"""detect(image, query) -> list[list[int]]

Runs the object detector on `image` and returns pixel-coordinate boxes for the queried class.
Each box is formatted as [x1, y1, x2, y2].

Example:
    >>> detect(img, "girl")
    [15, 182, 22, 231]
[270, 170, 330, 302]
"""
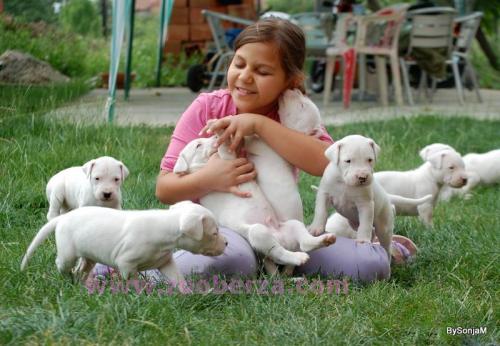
[154, 18, 415, 283]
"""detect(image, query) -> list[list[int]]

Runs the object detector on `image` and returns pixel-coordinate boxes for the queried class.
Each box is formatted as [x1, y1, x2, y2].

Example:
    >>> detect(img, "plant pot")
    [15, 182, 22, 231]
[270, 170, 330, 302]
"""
[101, 72, 136, 89]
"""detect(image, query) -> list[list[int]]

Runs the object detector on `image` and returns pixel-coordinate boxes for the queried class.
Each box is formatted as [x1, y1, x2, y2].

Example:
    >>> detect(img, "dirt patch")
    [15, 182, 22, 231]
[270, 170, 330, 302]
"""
[0, 50, 70, 85]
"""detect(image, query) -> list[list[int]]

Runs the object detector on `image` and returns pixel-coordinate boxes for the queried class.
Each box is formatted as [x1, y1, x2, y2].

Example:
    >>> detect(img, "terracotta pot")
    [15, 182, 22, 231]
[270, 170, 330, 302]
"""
[101, 72, 136, 89]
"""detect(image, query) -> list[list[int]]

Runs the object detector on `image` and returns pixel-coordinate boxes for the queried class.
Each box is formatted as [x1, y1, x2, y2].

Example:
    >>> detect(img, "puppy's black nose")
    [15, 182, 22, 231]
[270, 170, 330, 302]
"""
[462, 178, 468, 184]
[358, 176, 367, 183]
[225, 241, 229, 246]
[103, 192, 112, 199]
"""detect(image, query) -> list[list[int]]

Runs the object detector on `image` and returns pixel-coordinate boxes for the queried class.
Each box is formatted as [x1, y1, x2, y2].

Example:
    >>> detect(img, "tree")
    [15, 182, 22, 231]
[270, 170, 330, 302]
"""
[3, 0, 57, 23]
[59, 0, 101, 36]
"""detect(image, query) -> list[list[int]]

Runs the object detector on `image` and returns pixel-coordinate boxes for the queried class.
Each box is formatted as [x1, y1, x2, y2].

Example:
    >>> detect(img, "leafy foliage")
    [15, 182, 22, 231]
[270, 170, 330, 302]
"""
[3, 0, 57, 23]
[58, 0, 101, 37]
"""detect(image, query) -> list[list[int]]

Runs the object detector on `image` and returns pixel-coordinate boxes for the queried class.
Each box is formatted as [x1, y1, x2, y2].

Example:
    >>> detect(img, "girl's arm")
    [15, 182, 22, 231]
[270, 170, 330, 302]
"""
[156, 154, 256, 205]
[203, 114, 331, 176]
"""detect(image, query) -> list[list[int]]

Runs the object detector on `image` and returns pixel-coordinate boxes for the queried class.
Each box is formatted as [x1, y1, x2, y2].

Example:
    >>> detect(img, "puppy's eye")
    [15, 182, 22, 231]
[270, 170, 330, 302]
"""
[368, 158, 373, 163]
[114, 178, 120, 182]
[345, 159, 351, 163]
[449, 166, 455, 170]
[196, 143, 202, 149]
[95, 177, 100, 181]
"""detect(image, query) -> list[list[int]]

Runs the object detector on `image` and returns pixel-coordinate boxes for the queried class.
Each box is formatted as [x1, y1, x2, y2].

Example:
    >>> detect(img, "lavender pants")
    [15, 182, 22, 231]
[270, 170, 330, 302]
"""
[172, 227, 390, 283]
[93, 227, 390, 283]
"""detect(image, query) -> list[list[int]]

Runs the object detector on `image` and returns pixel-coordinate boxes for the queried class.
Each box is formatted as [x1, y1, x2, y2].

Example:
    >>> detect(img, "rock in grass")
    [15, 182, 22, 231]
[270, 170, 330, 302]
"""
[0, 50, 70, 85]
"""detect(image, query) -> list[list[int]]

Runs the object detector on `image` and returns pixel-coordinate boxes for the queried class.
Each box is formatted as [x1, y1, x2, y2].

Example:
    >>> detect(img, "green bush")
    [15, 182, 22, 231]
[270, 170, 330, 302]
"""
[3, 0, 57, 23]
[58, 0, 101, 37]
[0, 15, 108, 79]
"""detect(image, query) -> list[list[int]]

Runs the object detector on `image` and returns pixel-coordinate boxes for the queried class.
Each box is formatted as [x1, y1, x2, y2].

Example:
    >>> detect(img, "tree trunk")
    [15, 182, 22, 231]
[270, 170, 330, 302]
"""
[476, 26, 500, 71]
[100, 0, 108, 38]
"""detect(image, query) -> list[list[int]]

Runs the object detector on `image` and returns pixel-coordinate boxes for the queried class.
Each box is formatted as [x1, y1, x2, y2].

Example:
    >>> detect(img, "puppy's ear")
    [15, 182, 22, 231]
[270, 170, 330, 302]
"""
[368, 140, 381, 162]
[120, 163, 129, 181]
[173, 154, 189, 174]
[82, 160, 96, 179]
[325, 142, 342, 165]
[179, 213, 204, 241]
[428, 152, 446, 169]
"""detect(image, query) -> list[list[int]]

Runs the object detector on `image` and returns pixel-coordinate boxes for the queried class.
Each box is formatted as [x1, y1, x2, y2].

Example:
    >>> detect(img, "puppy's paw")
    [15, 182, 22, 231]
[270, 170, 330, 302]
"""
[321, 234, 336, 246]
[308, 224, 324, 236]
[292, 252, 310, 266]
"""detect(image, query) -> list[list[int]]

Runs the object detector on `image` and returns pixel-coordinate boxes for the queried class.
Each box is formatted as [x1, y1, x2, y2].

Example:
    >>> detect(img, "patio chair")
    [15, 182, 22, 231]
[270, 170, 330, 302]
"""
[399, 7, 459, 105]
[290, 12, 334, 58]
[436, 11, 483, 102]
[322, 13, 359, 108]
[202, 10, 255, 91]
[355, 7, 408, 106]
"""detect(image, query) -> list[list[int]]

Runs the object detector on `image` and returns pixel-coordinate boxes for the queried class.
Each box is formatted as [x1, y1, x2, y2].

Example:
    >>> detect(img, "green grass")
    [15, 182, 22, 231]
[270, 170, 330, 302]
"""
[0, 86, 499, 344]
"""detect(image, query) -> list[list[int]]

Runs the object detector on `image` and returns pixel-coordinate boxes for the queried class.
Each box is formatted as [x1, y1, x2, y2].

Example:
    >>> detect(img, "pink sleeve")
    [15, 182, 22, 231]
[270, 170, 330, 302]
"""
[160, 96, 209, 171]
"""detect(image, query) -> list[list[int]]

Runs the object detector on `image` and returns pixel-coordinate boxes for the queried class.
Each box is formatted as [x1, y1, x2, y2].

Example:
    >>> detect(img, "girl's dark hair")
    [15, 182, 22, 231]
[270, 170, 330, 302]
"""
[233, 18, 306, 93]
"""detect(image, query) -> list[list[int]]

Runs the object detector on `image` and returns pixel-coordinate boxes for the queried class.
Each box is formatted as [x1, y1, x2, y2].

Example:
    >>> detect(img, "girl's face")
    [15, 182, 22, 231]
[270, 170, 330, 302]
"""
[227, 42, 291, 115]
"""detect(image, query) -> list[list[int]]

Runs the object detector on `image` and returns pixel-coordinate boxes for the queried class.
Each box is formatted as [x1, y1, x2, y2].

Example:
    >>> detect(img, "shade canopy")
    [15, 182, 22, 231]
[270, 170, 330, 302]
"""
[105, 0, 174, 122]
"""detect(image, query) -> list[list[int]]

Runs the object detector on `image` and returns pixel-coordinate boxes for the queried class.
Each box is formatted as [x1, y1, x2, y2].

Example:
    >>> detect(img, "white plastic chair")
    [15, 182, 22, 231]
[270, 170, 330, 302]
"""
[399, 7, 459, 105]
[446, 11, 483, 102]
[355, 8, 407, 106]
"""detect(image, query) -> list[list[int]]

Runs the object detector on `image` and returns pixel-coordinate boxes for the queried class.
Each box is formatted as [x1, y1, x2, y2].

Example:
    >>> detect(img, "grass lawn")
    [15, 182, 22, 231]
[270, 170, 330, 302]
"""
[0, 85, 498, 344]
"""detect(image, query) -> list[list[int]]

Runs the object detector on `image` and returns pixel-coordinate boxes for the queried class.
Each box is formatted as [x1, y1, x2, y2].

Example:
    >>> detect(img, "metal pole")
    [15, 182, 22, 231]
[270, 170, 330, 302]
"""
[155, 0, 167, 87]
[124, 0, 135, 100]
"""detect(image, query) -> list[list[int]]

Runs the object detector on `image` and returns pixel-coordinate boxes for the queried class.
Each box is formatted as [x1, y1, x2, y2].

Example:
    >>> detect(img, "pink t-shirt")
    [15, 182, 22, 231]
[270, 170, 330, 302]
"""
[160, 89, 333, 171]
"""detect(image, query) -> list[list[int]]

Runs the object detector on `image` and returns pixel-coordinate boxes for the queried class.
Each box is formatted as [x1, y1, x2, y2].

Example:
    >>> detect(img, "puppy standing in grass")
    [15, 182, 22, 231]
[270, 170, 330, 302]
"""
[375, 146, 467, 226]
[46, 156, 129, 220]
[309, 135, 431, 259]
[21, 201, 226, 292]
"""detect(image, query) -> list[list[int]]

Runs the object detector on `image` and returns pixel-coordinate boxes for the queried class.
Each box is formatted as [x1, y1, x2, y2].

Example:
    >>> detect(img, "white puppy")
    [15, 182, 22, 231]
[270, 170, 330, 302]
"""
[375, 147, 467, 226]
[173, 136, 336, 273]
[21, 201, 226, 292]
[46, 156, 129, 220]
[278, 88, 323, 137]
[244, 89, 323, 222]
[309, 135, 432, 258]
[420, 145, 500, 200]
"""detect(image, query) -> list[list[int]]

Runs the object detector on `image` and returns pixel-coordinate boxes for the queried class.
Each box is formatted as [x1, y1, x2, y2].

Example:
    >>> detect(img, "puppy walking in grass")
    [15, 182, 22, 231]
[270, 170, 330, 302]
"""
[45, 156, 129, 220]
[375, 145, 467, 226]
[21, 201, 227, 293]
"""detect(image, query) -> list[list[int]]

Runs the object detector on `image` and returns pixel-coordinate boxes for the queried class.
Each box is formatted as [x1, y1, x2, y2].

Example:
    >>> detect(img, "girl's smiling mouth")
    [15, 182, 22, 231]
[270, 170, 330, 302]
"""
[235, 87, 256, 95]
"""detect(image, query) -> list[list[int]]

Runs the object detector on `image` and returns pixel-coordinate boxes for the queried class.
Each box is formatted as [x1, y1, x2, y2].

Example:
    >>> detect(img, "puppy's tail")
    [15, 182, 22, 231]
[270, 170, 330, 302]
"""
[388, 194, 433, 207]
[21, 217, 60, 271]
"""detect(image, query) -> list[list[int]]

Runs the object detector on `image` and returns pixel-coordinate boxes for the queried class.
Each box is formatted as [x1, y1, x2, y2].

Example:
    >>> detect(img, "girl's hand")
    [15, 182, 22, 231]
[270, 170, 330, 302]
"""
[201, 152, 256, 198]
[200, 114, 261, 152]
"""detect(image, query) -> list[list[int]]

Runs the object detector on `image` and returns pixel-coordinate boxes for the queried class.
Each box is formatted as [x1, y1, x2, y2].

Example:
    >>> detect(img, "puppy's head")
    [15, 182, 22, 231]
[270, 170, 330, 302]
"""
[82, 156, 128, 204]
[325, 135, 380, 186]
[278, 88, 322, 136]
[173, 137, 218, 175]
[173, 202, 227, 256]
[427, 149, 468, 188]
[419, 143, 455, 161]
